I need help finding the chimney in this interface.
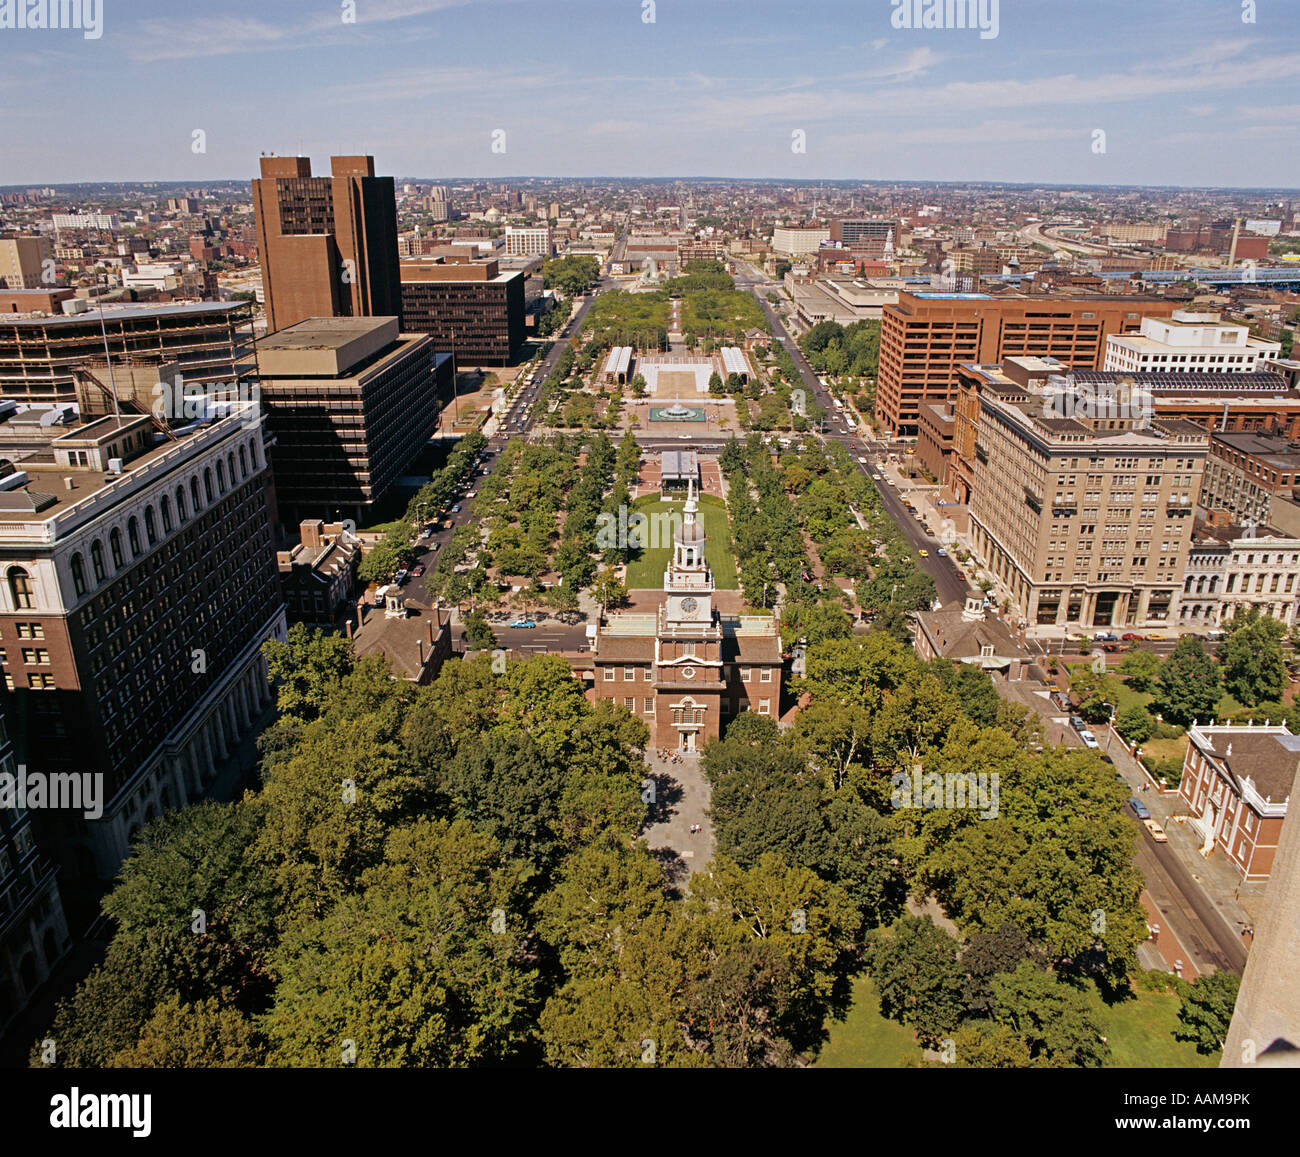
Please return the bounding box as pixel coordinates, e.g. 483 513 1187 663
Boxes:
64 477 76 490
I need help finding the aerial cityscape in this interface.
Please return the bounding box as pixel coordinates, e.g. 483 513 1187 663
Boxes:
1 0 1296 1131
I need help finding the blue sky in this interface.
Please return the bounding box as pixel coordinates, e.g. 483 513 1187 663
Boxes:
0 0 1297 187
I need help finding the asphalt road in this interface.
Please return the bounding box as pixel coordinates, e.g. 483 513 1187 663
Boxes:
1134 828 1248 973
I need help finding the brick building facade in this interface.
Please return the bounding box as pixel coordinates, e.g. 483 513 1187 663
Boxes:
585 483 783 749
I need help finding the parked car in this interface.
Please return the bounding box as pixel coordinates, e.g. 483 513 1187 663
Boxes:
1095 632 1118 642
1079 731 1100 749
509 619 537 629
1143 818 1169 843
1128 798 1151 820
1145 633 1165 641
451 504 461 513
393 569 409 585
1070 714 1088 731
410 564 426 577
1122 632 1143 641
421 525 435 538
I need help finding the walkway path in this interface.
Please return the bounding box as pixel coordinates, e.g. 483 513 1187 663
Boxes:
642 750 714 890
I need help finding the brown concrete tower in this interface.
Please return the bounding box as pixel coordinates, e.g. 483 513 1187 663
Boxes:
252 155 400 335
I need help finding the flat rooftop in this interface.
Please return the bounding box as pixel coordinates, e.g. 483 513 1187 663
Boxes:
0 301 248 328
256 316 405 378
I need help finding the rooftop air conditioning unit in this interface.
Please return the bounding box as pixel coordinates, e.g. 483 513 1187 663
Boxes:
107 457 124 474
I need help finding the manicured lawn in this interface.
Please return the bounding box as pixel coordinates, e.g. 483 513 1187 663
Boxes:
1086 982 1219 1069
813 976 924 1068
1141 734 1189 765
623 494 739 589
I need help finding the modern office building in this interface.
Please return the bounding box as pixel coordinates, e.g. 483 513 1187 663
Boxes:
399 258 525 365
771 227 830 257
580 482 783 749
1104 311 1281 376
504 226 552 258
0 300 255 407
966 376 1208 628
0 237 53 290
252 155 401 334
50 213 120 233
0 403 285 880
255 316 450 523
877 291 1175 435
829 218 899 247
0 689 71 1038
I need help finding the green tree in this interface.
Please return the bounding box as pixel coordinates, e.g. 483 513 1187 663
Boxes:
1155 636 1223 726
262 622 355 722
1115 704 1154 745
101 801 280 1009
708 371 725 395
990 962 1110 1067
464 609 497 651
1176 969 1241 1055
1070 666 1121 724
1219 608 1287 707
110 996 264 1068
1119 647 1163 693
864 915 966 1046
592 566 628 612
264 818 538 1066
946 1021 1035 1068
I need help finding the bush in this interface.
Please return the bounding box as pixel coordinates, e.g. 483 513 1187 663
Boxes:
1146 755 1184 787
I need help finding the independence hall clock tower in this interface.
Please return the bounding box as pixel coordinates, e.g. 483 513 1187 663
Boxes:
655 482 724 752
584 479 784 753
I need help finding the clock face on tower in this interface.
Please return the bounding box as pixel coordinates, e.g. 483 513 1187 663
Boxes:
681 597 698 616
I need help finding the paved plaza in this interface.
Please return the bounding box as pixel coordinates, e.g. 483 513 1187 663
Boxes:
642 750 714 890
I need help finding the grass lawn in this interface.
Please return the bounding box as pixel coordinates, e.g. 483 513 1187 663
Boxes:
813 976 924 1068
814 976 1217 1068
623 494 740 589
1141 734 1189 765
1086 982 1219 1069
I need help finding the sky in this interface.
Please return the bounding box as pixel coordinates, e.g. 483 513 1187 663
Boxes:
0 0 1297 188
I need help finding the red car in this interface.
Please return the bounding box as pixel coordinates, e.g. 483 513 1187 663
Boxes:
410 564 426 577
1121 632 1143 641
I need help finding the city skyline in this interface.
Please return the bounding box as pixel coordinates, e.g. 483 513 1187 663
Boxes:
1 0 1298 187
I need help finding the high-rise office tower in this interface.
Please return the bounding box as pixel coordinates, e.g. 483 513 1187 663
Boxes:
252 155 401 335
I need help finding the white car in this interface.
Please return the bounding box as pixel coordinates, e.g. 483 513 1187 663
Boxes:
1079 731 1100 749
